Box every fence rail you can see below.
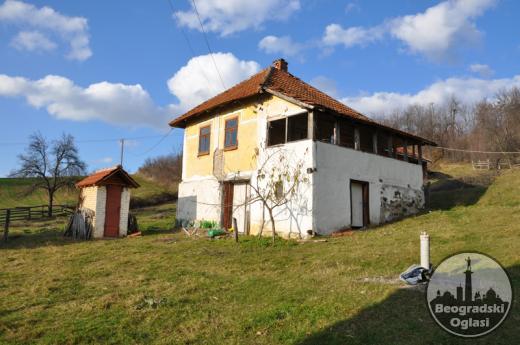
[1,204,74,241]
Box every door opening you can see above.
[350,180,369,228]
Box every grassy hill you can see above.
[0,175,177,209]
[0,164,519,344]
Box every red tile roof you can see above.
[76,166,140,188]
[169,61,436,145]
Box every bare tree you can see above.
[12,132,86,216]
[248,146,310,242]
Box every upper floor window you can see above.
[267,113,308,146]
[224,117,238,150]
[198,125,211,155]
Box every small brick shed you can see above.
[75,165,139,238]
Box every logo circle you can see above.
[426,252,512,338]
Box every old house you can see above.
[169,59,436,238]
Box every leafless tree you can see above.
[247,146,310,242]
[11,132,86,216]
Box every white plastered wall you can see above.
[313,142,424,234]
[80,185,107,238]
[119,187,130,236]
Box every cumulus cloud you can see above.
[167,52,260,113]
[342,74,520,116]
[322,0,496,60]
[0,52,261,128]
[323,24,384,48]
[10,30,57,52]
[0,74,169,128]
[174,0,300,36]
[469,63,494,78]
[0,0,91,60]
[258,35,304,57]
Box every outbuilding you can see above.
[75,165,139,238]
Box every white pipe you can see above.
[420,232,430,269]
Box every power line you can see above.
[190,0,227,90]
[0,134,166,147]
[130,128,174,156]
[167,0,212,85]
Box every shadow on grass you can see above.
[428,172,494,211]
[295,265,519,345]
[0,228,82,250]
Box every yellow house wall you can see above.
[182,95,305,179]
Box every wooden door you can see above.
[104,185,122,237]
[351,181,369,228]
[222,182,234,230]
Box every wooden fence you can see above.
[1,205,74,241]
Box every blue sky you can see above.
[0,0,519,176]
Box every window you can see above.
[339,120,355,148]
[268,113,308,147]
[287,113,308,142]
[224,117,238,149]
[359,126,374,153]
[267,118,286,146]
[198,125,211,155]
[315,113,335,143]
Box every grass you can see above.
[0,175,176,209]
[0,164,519,344]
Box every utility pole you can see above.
[120,138,125,167]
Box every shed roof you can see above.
[169,59,436,146]
[76,165,140,188]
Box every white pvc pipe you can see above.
[420,232,430,269]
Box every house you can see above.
[75,165,140,238]
[169,59,436,238]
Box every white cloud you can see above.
[342,74,520,115]
[310,76,338,97]
[322,0,497,60]
[0,74,169,128]
[95,157,113,164]
[258,35,304,57]
[174,0,300,36]
[345,2,360,14]
[0,0,91,60]
[0,52,261,129]
[469,63,494,78]
[167,52,260,113]
[323,24,384,48]
[10,30,57,52]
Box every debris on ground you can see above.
[399,264,432,285]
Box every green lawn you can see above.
[0,166,519,344]
[0,175,176,209]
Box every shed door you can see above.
[104,185,122,237]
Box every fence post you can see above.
[233,217,239,243]
[3,209,10,242]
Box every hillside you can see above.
[0,164,519,344]
[0,174,176,209]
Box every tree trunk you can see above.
[48,190,54,217]
[268,208,276,243]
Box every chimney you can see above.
[272,58,288,72]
